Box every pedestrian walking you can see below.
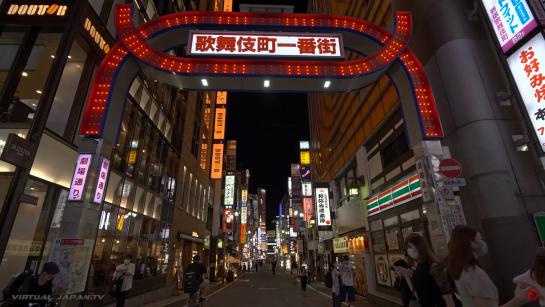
[300,267,308,292]
[392,258,416,307]
[405,233,454,307]
[447,225,530,307]
[272,260,277,277]
[112,255,135,307]
[339,255,356,307]
[2,262,60,307]
[513,247,545,305]
[325,263,342,307]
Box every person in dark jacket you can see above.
[405,233,454,307]
[4,262,60,307]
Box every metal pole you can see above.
[0,1,86,262]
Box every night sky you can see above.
[226,0,309,229]
[226,93,309,229]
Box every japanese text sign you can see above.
[214,108,226,140]
[189,31,344,59]
[68,154,92,201]
[210,143,224,179]
[302,182,313,197]
[482,0,537,53]
[300,151,310,165]
[92,157,110,204]
[224,175,235,206]
[315,188,331,227]
[303,197,314,223]
[507,33,545,152]
[241,206,247,224]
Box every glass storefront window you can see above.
[46,40,86,137]
[0,179,52,290]
[8,33,61,124]
[0,32,25,101]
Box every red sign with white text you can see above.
[188,31,344,59]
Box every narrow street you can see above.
[205,269,371,307]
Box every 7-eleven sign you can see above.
[367,174,422,216]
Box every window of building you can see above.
[4,33,61,124]
[46,41,86,137]
[0,179,54,290]
[0,32,25,97]
[381,132,409,169]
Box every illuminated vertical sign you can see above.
[303,197,314,223]
[507,33,545,152]
[241,206,248,224]
[92,157,110,204]
[224,175,235,206]
[223,0,232,12]
[299,140,309,150]
[210,143,224,179]
[241,189,248,203]
[302,182,312,197]
[315,188,332,227]
[217,92,227,104]
[482,0,538,53]
[300,151,310,165]
[214,108,226,139]
[68,154,93,201]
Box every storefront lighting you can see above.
[323,80,331,88]
[101,238,106,243]
[36,90,42,94]
[68,55,72,59]
[21,71,28,77]
[201,79,208,86]
[264,80,270,87]
[234,211,239,217]
[349,187,359,196]
[32,104,36,107]
[50,55,55,59]
[294,210,299,216]
[115,240,120,244]
[299,213,304,218]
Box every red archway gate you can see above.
[79,5,443,144]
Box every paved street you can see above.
[204,269,373,307]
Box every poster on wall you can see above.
[48,239,94,294]
[388,254,406,286]
[375,254,391,286]
[386,229,400,250]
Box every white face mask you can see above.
[407,247,419,260]
[471,239,488,257]
[124,259,130,265]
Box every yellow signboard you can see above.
[300,151,310,165]
[210,143,224,179]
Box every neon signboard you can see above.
[482,0,538,53]
[507,33,545,152]
[68,154,92,201]
[92,157,110,204]
[188,31,344,59]
[224,175,235,206]
[315,188,331,227]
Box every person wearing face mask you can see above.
[405,233,455,307]
[113,255,135,307]
[447,225,530,307]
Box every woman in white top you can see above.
[447,225,529,307]
[513,247,545,306]
[113,255,135,307]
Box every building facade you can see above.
[0,0,218,304]
[309,0,545,304]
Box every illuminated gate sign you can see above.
[507,33,545,152]
[188,31,344,58]
[482,0,537,53]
